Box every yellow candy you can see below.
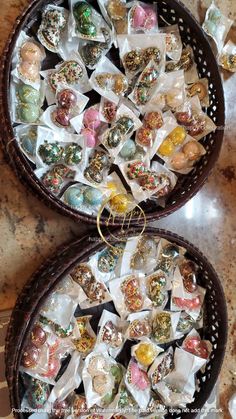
[107,181,119,197]
[169,126,186,146]
[109,193,131,214]
[135,342,156,367]
[158,138,174,157]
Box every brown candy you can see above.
[71,264,106,302]
[101,320,123,348]
[22,344,40,368]
[30,325,47,348]
[189,82,207,101]
[129,318,152,339]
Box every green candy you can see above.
[39,142,64,165]
[18,103,40,123]
[79,21,97,37]
[17,84,40,104]
[64,143,82,165]
[20,127,37,156]
[73,1,97,36]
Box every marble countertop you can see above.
[0,1,235,418]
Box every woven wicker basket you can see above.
[5,227,227,419]
[0,0,225,226]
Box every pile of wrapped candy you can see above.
[11,0,218,217]
[20,235,212,418]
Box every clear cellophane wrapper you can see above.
[37,5,69,55]
[125,356,151,409]
[128,1,158,35]
[160,24,182,62]
[202,2,233,53]
[219,40,236,72]
[96,309,128,358]
[126,311,152,341]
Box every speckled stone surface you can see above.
[0,1,235,418]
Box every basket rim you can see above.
[5,226,228,419]
[0,0,225,226]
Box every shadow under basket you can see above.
[5,227,227,419]
[0,0,225,226]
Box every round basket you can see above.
[0,0,225,226]
[5,227,227,419]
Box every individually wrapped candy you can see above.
[35,164,77,196]
[98,0,128,38]
[160,24,182,62]
[41,52,91,105]
[120,235,158,276]
[165,136,206,175]
[153,381,194,408]
[75,147,111,188]
[71,394,88,417]
[202,3,233,53]
[181,329,212,360]
[69,0,111,43]
[146,270,170,309]
[151,310,181,344]
[46,351,81,405]
[117,34,166,77]
[148,347,174,389]
[125,357,151,409]
[175,96,217,141]
[128,1,158,35]
[11,31,45,91]
[111,379,137,411]
[109,274,152,319]
[41,85,89,134]
[11,81,45,125]
[131,338,163,369]
[128,60,160,111]
[99,97,117,123]
[72,316,96,356]
[186,78,210,108]
[156,239,186,275]
[20,322,73,385]
[62,182,106,216]
[219,40,236,72]
[165,46,198,84]
[120,158,175,203]
[126,311,152,341]
[148,70,185,112]
[79,28,112,70]
[100,104,142,158]
[14,125,38,163]
[140,392,167,418]
[72,104,107,148]
[90,56,128,104]
[70,263,112,308]
[96,309,127,358]
[136,108,164,153]
[104,173,136,217]
[171,264,205,318]
[82,345,123,408]
[35,126,86,172]
[21,375,51,411]
[88,239,124,283]
[37,5,68,54]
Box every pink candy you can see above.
[131,4,157,31]
[81,128,97,148]
[129,359,150,390]
[83,108,101,130]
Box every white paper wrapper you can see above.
[148,70,185,112]
[119,235,158,277]
[128,1,158,35]
[125,357,151,409]
[181,329,212,363]
[100,103,142,159]
[202,3,233,53]
[14,124,38,164]
[11,81,46,125]
[37,6,69,55]
[46,351,81,404]
[148,347,174,388]
[11,31,46,91]
[154,380,194,408]
[170,266,206,321]
[151,310,181,344]
[126,311,152,341]
[163,346,208,402]
[117,33,166,78]
[186,78,210,108]
[160,24,182,62]
[62,182,106,216]
[96,309,127,358]
[219,40,236,72]
[68,0,111,43]
[89,56,128,104]
[40,52,91,105]
[109,273,152,319]
[82,344,120,408]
